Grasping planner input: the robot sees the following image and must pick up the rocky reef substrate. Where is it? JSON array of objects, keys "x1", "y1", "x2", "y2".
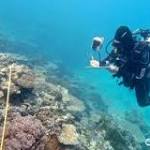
[{"x1": 0, "y1": 53, "x2": 149, "y2": 150}]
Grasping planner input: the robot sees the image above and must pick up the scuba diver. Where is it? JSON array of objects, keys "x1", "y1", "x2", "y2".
[{"x1": 90, "y1": 26, "x2": 150, "y2": 107}]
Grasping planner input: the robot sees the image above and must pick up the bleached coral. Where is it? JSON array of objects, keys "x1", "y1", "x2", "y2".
[
  {"x1": 0, "y1": 54, "x2": 35, "y2": 104},
  {"x1": 58, "y1": 124, "x2": 79, "y2": 145}
]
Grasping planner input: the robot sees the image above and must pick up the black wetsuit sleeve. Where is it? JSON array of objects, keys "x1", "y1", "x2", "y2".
[{"x1": 100, "y1": 49, "x2": 118, "y2": 66}]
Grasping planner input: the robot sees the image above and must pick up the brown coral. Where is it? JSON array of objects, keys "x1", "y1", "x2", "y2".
[{"x1": 45, "y1": 134, "x2": 61, "y2": 150}]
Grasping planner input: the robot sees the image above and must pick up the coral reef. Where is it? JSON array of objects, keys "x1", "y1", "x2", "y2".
[
  {"x1": 75, "y1": 111, "x2": 143, "y2": 150},
  {"x1": 125, "y1": 110, "x2": 150, "y2": 137},
  {"x1": 0, "y1": 52, "x2": 148, "y2": 150},
  {"x1": 118, "y1": 119, "x2": 145, "y2": 143}
]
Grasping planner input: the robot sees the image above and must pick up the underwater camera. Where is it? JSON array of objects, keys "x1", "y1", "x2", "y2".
[
  {"x1": 89, "y1": 36, "x2": 105, "y2": 63},
  {"x1": 91, "y1": 36, "x2": 104, "y2": 51},
  {"x1": 90, "y1": 36, "x2": 112, "y2": 62}
]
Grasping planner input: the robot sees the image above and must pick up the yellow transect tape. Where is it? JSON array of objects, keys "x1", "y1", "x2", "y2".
[{"x1": 0, "y1": 65, "x2": 12, "y2": 150}]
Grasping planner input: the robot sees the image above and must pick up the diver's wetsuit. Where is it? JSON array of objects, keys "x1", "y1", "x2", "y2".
[{"x1": 101, "y1": 41, "x2": 150, "y2": 107}]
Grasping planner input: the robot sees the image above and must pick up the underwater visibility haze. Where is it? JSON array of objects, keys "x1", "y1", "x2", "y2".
[{"x1": 0, "y1": 0, "x2": 150, "y2": 149}]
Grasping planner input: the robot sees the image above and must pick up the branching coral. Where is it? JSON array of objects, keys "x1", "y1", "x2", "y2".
[{"x1": 0, "y1": 114, "x2": 47, "y2": 150}]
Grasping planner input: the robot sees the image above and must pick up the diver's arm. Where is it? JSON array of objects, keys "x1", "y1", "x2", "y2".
[
  {"x1": 100, "y1": 48, "x2": 118, "y2": 66},
  {"x1": 90, "y1": 58, "x2": 119, "y2": 73},
  {"x1": 90, "y1": 48, "x2": 119, "y2": 72}
]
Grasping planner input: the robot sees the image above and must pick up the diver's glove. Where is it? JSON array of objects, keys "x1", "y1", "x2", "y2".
[
  {"x1": 90, "y1": 57, "x2": 100, "y2": 68},
  {"x1": 107, "y1": 64, "x2": 119, "y2": 73}
]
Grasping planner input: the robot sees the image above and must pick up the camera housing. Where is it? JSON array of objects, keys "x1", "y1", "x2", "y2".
[{"x1": 92, "y1": 36, "x2": 104, "y2": 51}]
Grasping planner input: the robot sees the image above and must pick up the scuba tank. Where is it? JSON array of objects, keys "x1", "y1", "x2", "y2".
[{"x1": 133, "y1": 28, "x2": 150, "y2": 43}]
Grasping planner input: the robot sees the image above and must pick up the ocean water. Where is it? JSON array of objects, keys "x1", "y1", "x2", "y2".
[{"x1": 1, "y1": 0, "x2": 150, "y2": 149}]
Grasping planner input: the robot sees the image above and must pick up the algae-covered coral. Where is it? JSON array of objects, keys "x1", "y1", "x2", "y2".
[{"x1": 0, "y1": 52, "x2": 149, "y2": 150}]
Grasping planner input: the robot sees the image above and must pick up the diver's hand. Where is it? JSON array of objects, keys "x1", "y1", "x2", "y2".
[
  {"x1": 90, "y1": 59, "x2": 100, "y2": 68},
  {"x1": 107, "y1": 64, "x2": 119, "y2": 73}
]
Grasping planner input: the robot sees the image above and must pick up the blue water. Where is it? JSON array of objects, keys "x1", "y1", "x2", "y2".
[{"x1": 1, "y1": 0, "x2": 150, "y2": 137}]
